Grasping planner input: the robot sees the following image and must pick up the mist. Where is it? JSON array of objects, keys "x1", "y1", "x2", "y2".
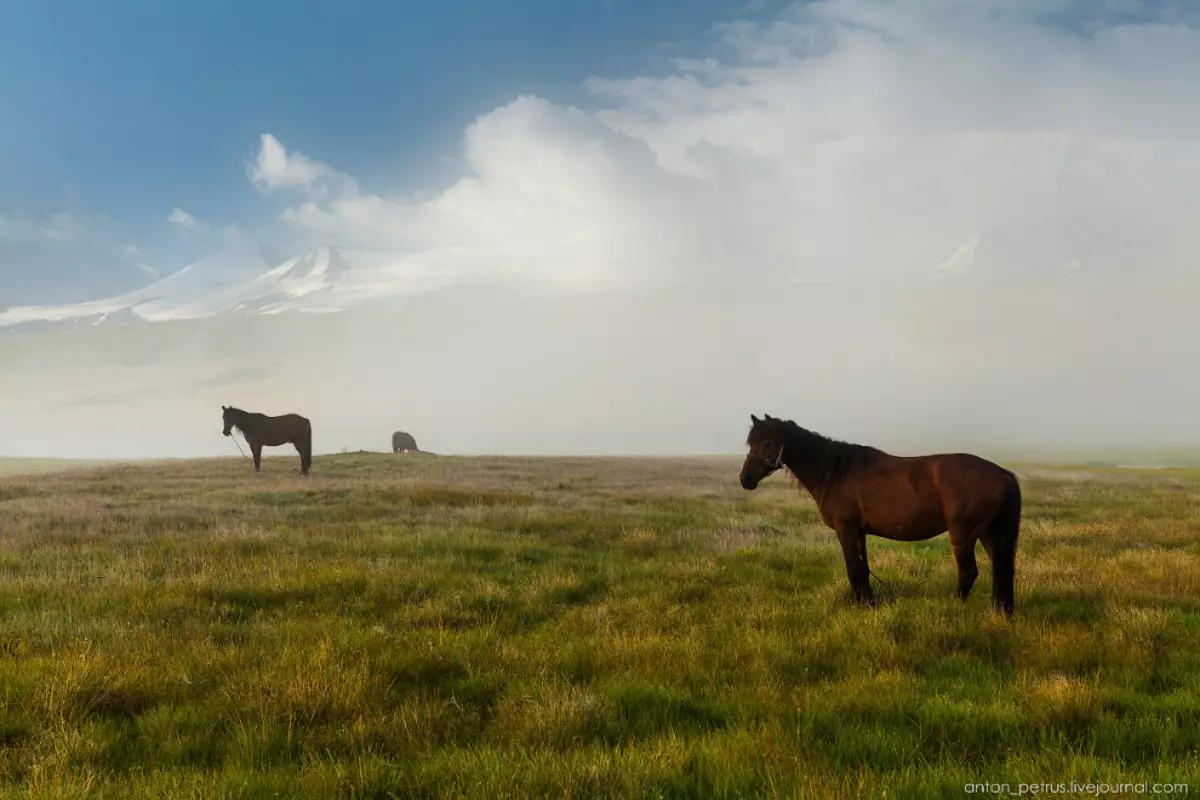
[
  {"x1": 3, "y1": 0, "x2": 1199, "y2": 461},
  {"x1": 1, "y1": 267, "x2": 1198, "y2": 461}
]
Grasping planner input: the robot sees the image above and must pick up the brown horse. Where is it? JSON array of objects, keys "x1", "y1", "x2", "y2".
[
  {"x1": 739, "y1": 414, "x2": 1021, "y2": 616},
  {"x1": 222, "y1": 405, "x2": 313, "y2": 475}
]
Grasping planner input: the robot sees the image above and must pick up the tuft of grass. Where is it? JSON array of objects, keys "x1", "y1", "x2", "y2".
[{"x1": 0, "y1": 452, "x2": 1197, "y2": 797}]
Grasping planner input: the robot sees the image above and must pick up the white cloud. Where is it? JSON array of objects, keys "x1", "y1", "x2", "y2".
[
  {"x1": 41, "y1": 212, "x2": 85, "y2": 241},
  {"x1": 0, "y1": 211, "x2": 152, "y2": 306},
  {"x1": 220, "y1": 225, "x2": 245, "y2": 245},
  {"x1": 118, "y1": 245, "x2": 158, "y2": 278},
  {"x1": 167, "y1": 207, "x2": 201, "y2": 229},
  {"x1": 0, "y1": 214, "x2": 35, "y2": 242},
  {"x1": 166, "y1": 210, "x2": 242, "y2": 247},
  {"x1": 262, "y1": 0, "x2": 1200, "y2": 290},
  {"x1": 249, "y1": 133, "x2": 355, "y2": 198},
  {"x1": 273, "y1": 96, "x2": 705, "y2": 287},
  {"x1": 0, "y1": 212, "x2": 87, "y2": 243}
]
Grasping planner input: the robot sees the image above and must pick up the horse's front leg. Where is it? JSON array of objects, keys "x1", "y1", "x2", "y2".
[
  {"x1": 251, "y1": 444, "x2": 263, "y2": 472},
  {"x1": 836, "y1": 524, "x2": 875, "y2": 606}
]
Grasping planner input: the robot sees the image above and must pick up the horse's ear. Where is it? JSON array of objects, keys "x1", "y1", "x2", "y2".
[
  {"x1": 750, "y1": 414, "x2": 761, "y2": 425},
  {"x1": 221, "y1": 405, "x2": 228, "y2": 411},
  {"x1": 764, "y1": 413, "x2": 775, "y2": 422}
]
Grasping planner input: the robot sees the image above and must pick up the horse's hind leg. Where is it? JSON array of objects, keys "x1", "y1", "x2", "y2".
[
  {"x1": 296, "y1": 430, "x2": 312, "y2": 476},
  {"x1": 294, "y1": 440, "x2": 311, "y2": 475},
  {"x1": 980, "y1": 533, "x2": 1016, "y2": 617},
  {"x1": 251, "y1": 444, "x2": 263, "y2": 472}
]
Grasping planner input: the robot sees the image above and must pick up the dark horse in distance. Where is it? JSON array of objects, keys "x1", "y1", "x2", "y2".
[
  {"x1": 739, "y1": 414, "x2": 1021, "y2": 616},
  {"x1": 222, "y1": 405, "x2": 313, "y2": 476},
  {"x1": 391, "y1": 431, "x2": 419, "y2": 453}
]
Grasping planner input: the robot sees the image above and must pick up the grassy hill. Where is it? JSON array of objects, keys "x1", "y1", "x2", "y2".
[{"x1": 0, "y1": 453, "x2": 1196, "y2": 797}]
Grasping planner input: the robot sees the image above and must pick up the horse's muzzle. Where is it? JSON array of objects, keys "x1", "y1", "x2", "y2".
[{"x1": 740, "y1": 473, "x2": 759, "y2": 490}]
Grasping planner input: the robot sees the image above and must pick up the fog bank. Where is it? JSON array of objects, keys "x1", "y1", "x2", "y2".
[{"x1": 2, "y1": 272, "x2": 1197, "y2": 461}]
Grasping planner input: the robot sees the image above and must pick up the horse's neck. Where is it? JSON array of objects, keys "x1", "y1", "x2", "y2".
[
  {"x1": 782, "y1": 430, "x2": 843, "y2": 505},
  {"x1": 233, "y1": 411, "x2": 259, "y2": 431}
]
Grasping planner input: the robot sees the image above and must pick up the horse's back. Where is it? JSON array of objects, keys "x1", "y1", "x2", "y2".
[
  {"x1": 850, "y1": 452, "x2": 1014, "y2": 540},
  {"x1": 928, "y1": 452, "x2": 1012, "y2": 490},
  {"x1": 252, "y1": 413, "x2": 311, "y2": 445},
  {"x1": 270, "y1": 413, "x2": 310, "y2": 432}
]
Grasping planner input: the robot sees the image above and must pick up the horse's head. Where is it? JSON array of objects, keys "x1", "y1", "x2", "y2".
[
  {"x1": 221, "y1": 405, "x2": 236, "y2": 437},
  {"x1": 740, "y1": 413, "x2": 787, "y2": 490}
]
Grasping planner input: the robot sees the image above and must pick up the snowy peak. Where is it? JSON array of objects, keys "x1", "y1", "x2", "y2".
[
  {"x1": 0, "y1": 244, "x2": 448, "y2": 335},
  {"x1": 272, "y1": 245, "x2": 350, "y2": 282},
  {"x1": 220, "y1": 245, "x2": 351, "y2": 312},
  {"x1": 930, "y1": 236, "x2": 980, "y2": 276},
  {"x1": 923, "y1": 212, "x2": 1196, "y2": 281},
  {"x1": 926, "y1": 229, "x2": 1090, "y2": 280}
]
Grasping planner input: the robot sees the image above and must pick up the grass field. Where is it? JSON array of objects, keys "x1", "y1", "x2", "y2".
[{"x1": 0, "y1": 453, "x2": 1197, "y2": 798}]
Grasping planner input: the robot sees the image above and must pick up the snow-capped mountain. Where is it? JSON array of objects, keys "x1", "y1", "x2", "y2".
[
  {"x1": 0, "y1": 245, "x2": 450, "y2": 334},
  {"x1": 925, "y1": 228, "x2": 1089, "y2": 278},
  {"x1": 929, "y1": 236, "x2": 981, "y2": 276},
  {"x1": 925, "y1": 215, "x2": 1193, "y2": 280}
]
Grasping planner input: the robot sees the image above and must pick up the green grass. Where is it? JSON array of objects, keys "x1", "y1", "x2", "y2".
[{"x1": 0, "y1": 453, "x2": 1197, "y2": 798}]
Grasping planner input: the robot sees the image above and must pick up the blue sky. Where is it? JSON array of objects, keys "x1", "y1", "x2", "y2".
[{"x1": 0, "y1": 0, "x2": 776, "y2": 304}]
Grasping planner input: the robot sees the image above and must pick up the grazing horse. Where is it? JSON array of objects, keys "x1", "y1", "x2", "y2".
[
  {"x1": 222, "y1": 405, "x2": 313, "y2": 475},
  {"x1": 391, "y1": 431, "x2": 419, "y2": 453},
  {"x1": 739, "y1": 414, "x2": 1021, "y2": 616}
]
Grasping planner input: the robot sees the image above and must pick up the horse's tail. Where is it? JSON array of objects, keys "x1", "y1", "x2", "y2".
[
  {"x1": 988, "y1": 469, "x2": 1021, "y2": 616},
  {"x1": 300, "y1": 419, "x2": 313, "y2": 474}
]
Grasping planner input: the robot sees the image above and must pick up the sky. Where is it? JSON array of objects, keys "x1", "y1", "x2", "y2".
[
  {"x1": 0, "y1": 0, "x2": 773, "y2": 304},
  {"x1": 1, "y1": 0, "x2": 1199, "y2": 459}
]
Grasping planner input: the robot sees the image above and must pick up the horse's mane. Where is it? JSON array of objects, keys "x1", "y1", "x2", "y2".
[
  {"x1": 761, "y1": 417, "x2": 886, "y2": 487},
  {"x1": 224, "y1": 406, "x2": 266, "y2": 431}
]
